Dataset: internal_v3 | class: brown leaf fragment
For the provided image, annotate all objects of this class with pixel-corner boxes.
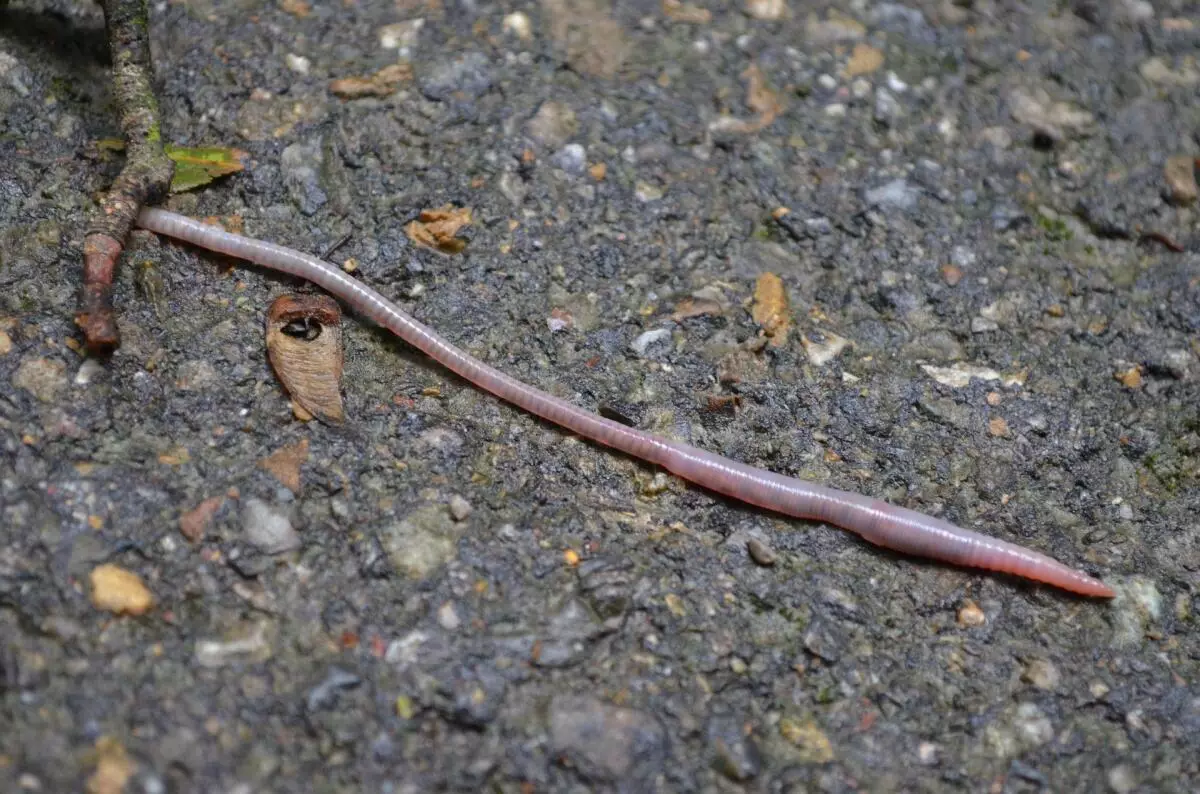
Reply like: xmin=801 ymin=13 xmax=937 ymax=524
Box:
xmin=329 ymin=62 xmax=413 ymax=98
xmin=709 ymin=63 xmax=785 ymax=135
xmin=266 ymin=294 xmax=345 ymax=424
xmin=751 ymin=272 xmax=791 ymax=346
xmin=405 ymin=205 xmax=473 ymax=254
xmin=180 ymin=495 xmax=225 ymax=542
xmin=1115 ymin=365 xmax=1143 ymax=390
xmin=259 ymin=438 xmax=310 ymax=494
xmin=671 ymin=296 xmax=724 ymax=321
xmin=663 ymin=0 xmax=711 ymax=23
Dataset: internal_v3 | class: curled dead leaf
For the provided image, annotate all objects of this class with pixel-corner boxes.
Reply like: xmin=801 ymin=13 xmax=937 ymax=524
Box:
xmin=751 ymin=273 xmax=791 ymax=346
xmin=329 ymin=62 xmax=413 ymax=98
xmin=405 ymin=205 xmax=473 ymax=254
xmin=266 ymin=294 xmax=345 ymax=423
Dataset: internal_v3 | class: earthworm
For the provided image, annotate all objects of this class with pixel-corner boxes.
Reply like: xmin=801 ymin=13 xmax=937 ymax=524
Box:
xmin=135 ymin=207 xmax=1115 ymax=598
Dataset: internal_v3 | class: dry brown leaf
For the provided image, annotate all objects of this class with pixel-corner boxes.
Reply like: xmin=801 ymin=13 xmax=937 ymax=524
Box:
xmin=259 ymin=438 xmax=310 ymax=494
xmin=405 ymin=205 xmax=473 ymax=254
xmin=713 ymin=63 xmax=785 ymax=135
xmin=180 ymin=495 xmax=225 ymax=542
xmin=751 ymin=273 xmax=791 ymax=346
xmin=1116 ymin=365 xmax=1143 ymax=389
xmin=329 ymin=62 xmax=413 ymax=98
xmin=266 ymin=294 xmax=345 ymax=424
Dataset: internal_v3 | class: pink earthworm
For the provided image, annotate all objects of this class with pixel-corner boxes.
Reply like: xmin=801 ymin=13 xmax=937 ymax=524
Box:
xmin=135 ymin=207 xmax=1115 ymax=598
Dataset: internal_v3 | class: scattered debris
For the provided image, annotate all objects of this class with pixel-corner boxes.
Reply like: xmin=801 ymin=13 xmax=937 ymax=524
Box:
xmin=710 ymin=63 xmax=785 ymax=135
xmin=266 ymin=294 xmax=345 ymax=424
xmin=179 ymin=495 xmax=225 ymax=542
xmin=747 ymin=537 xmax=777 ymax=566
xmin=631 ymin=328 xmax=672 ymax=356
xmin=844 ymin=42 xmax=883 ymax=77
xmin=744 ymin=0 xmax=786 ymax=21
xmin=86 ymin=737 xmax=135 ymax=794
xmin=1008 ymin=86 xmax=1094 ymax=144
xmin=90 ymin=564 xmax=154 ymax=616
xmin=801 ymin=330 xmax=849 ymax=365
xmin=671 ymin=296 xmax=724 ymax=321
xmin=241 ymin=498 xmax=301 ymax=554
xmin=1163 ymin=156 xmax=1198 ymax=205
xmin=778 ymin=717 xmax=835 ymax=763
xmin=258 ymin=439 xmax=310 ymax=494
xmin=663 ymin=0 xmax=711 ymax=24
xmin=405 ymin=205 xmax=472 ymax=254
xmin=957 ymin=599 xmax=986 ymax=627
xmin=921 ymin=363 xmax=1008 ymax=389
xmin=329 ymin=62 xmax=413 ymax=98
xmin=1115 ymin=364 xmax=1143 ymax=390
xmin=751 ymin=273 xmax=791 ymax=346
xmin=99 ymin=139 xmax=248 ymax=193
xmin=12 ymin=357 xmax=67 ymax=403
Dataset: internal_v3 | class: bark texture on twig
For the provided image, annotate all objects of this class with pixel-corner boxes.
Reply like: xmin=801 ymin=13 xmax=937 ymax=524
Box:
xmin=77 ymin=0 xmax=174 ymax=353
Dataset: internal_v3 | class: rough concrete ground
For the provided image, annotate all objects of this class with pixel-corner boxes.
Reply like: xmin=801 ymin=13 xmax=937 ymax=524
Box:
xmin=2 ymin=0 xmax=1199 ymax=791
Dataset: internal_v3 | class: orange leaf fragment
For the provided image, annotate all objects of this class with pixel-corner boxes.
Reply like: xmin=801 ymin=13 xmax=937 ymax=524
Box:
xmin=405 ymin=205 xmax=473 ymax=254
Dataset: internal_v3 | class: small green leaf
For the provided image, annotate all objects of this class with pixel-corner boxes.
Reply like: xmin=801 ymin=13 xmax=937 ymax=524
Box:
xmin=92 ymin=140 xmax=248 ymax=193
xmin=164 ymin=144 xmax=248 ymax=193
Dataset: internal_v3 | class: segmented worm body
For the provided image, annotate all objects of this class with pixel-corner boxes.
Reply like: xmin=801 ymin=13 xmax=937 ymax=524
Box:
xmin=136 ymin=207 xmax=1115 ymax=598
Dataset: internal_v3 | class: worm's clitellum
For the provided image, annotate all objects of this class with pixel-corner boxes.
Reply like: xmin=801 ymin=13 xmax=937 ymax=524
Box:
xmin=135 ymin=207 xmax=1116 ymax=598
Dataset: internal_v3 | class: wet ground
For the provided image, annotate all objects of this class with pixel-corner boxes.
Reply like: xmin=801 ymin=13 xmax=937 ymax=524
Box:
xmin=2 ymin=0 xmax=1199 ymax=791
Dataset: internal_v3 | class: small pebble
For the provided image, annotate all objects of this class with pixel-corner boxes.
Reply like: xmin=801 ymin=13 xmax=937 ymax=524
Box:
xmin=635 ymin=181 xmax=664 ymax=202
xmin=241 ymin=498 xmax=301 ymax=554
xmin=746 ymin=537 xmax=776 ymax=566
xmin=551 ymin=143 xmax=587 ymax=174
xmin=1108 ymin=764 xmax=1138 ymax=794
xmin=1163 ymin=155 xmax=1198 ymax=205
xmin=448 ymin=495 xmax=473 ymax=521
xmin=378 ymin=19 xmax=424 ymax=53
xmin=194 ymin=623 xmax=272 ymax=668
xmin=285 ymin=53 xmax=310 ymax=74
xmin=864 ymin=178 xmax=919 ymax=210
xmin=502 ymin=11 xmax=532 ymax=40
xmin=1021 ymin=658 xmax=1060 ymax=691
xmin=90 ymin=564 xmax=154 ymax=615
xmin=957 ymin=599 xmax=986 ymax=627
xmin=13 ymin=357 xmax=67 ymax=403
xmin=631 ymin=328 xmax=671 ymax=356
xmin=437 ymin=601 xmax=462 ymax=630
xmin=744 ymin=0 xmax=786 ymax=21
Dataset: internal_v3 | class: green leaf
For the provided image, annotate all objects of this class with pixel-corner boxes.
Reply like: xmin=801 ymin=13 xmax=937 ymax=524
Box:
xmin=93 ymin=140 xmax=248 ymax=193
xmin=164 ymin=144 xmax=248 ymax=193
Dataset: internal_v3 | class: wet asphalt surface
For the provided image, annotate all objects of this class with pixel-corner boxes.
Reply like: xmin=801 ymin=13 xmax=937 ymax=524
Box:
xmin=2 ymin=0 xmax=1199 ymax=791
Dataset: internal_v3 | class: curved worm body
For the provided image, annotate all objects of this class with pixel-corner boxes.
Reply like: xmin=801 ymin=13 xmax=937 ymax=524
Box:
xmin=135 ymin=208 xmax=1115 ymax=598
